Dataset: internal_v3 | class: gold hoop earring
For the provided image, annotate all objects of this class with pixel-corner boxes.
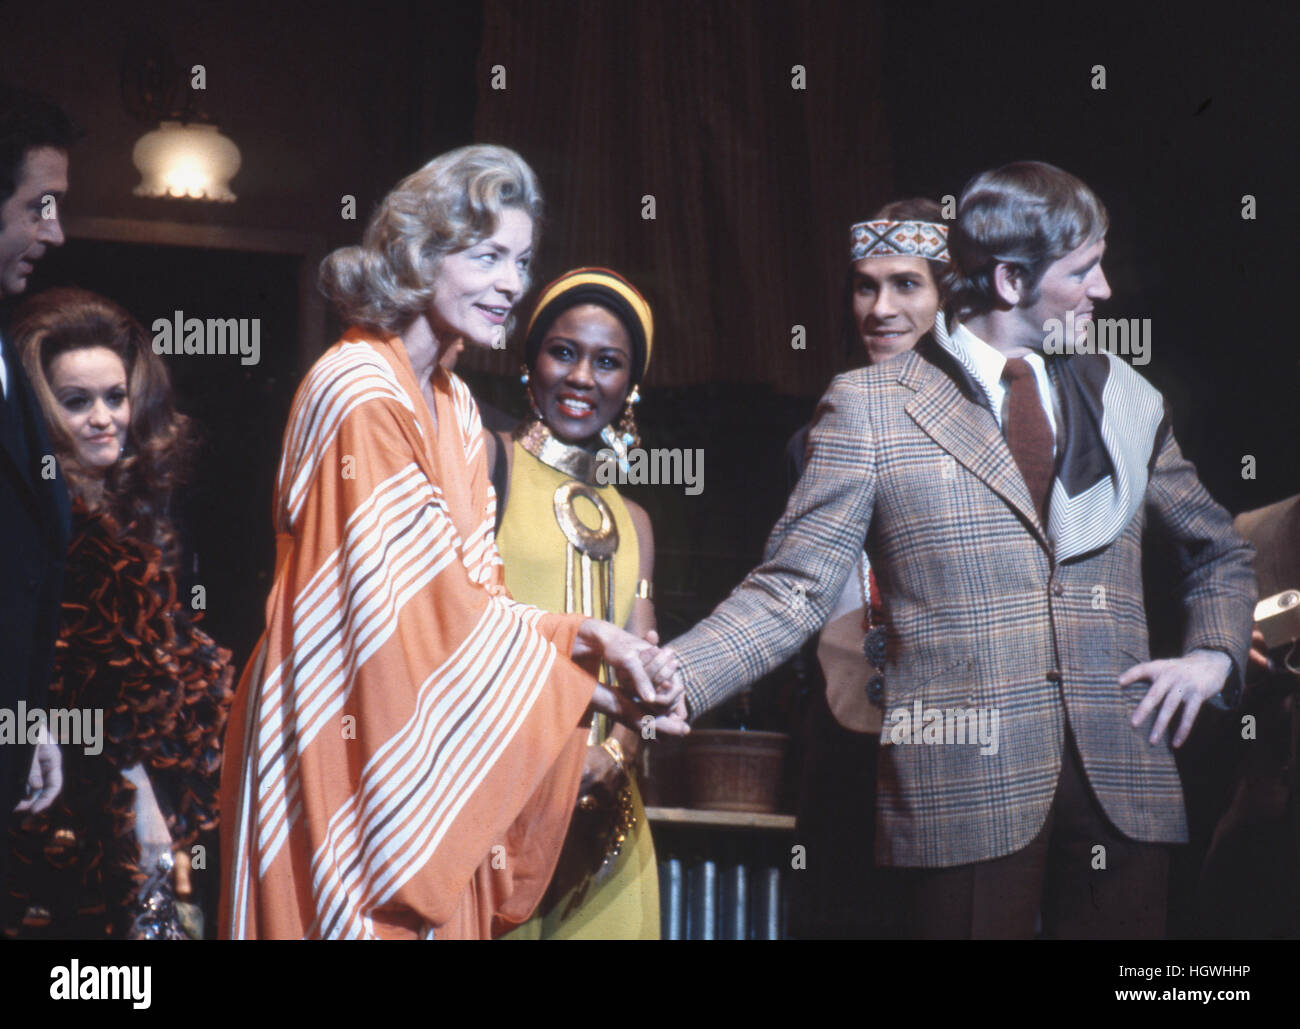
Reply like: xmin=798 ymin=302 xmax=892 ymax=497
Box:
xmin=600 ymin=385 xmax=641 ymax=461
xmin=617 ymin=385 xmax=641 ymax=450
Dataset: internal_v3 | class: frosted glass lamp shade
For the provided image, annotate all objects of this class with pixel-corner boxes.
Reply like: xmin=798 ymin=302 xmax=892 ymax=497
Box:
xmin=132 ymin=121 xmax=241 ymax=202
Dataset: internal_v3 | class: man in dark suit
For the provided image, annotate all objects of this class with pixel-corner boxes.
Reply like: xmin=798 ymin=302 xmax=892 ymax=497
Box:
xmin=0 ymin=84 xmax=76 ymax=884
xmin=663 ymin=162 xmax=1256 ymax=937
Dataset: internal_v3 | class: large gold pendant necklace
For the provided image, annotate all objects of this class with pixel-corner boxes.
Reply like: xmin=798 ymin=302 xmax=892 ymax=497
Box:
xmin=516 ymin=416 xmax=621 ymax=718
xmin=516 ymin=419 xmax=637 ymax=886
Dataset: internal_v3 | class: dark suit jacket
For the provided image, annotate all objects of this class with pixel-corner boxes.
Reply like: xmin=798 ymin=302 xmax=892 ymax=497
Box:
xmin=672 ymin=338 xmax=1255 ymax=867
xmin=0 ymin=332 xmax=70 ymax=824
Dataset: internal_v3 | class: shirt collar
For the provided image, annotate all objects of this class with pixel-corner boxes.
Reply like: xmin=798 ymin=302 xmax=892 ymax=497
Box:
xmin=951 ymin=317 xmax=1048 ymax=384
xmin=950 ymin=322 xmax=1007 ymax=398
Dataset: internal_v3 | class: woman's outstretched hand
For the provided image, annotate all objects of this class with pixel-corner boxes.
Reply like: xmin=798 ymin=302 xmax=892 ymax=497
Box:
xmin=575 ymin=620 xmax=690 ymax=736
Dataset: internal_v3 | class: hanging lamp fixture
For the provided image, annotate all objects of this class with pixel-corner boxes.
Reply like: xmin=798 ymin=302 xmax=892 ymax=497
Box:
xmin=121 ymin=38 xmax=242 ymax=203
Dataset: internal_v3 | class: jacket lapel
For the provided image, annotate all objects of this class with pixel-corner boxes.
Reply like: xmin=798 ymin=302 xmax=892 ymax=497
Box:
xmin=0 ymin=337 xmax=70 ymax=548
xmin=899 ymin=347 xmax=1051 ymax=552
xmin=0 ymin=410 xmax=31 ymax=493
xmin=0 ymin=340 xmax=38 ymax=501
xmin=28 ymin=390 xmax=71 ymax=549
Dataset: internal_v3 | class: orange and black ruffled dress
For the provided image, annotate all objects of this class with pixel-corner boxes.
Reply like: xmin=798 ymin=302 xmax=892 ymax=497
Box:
xmin=3 ymin=499 xmax=234 ymax=939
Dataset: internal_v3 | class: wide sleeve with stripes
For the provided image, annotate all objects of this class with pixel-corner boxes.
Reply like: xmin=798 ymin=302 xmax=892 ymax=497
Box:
xmin=220 ymin=373 xmax=592 ymax=940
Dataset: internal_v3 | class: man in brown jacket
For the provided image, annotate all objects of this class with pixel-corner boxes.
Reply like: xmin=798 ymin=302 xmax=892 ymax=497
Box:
xmin=665 ymin=162 xmax=1256 ymax=937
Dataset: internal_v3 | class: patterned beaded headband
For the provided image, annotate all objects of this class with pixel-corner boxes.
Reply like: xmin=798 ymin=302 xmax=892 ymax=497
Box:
xmin=849 ymin=219 xmax=950 ymax=262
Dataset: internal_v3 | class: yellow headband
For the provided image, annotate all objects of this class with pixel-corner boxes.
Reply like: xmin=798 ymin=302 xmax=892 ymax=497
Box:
xmin=526 ymin=267 xmax=654 ymax=375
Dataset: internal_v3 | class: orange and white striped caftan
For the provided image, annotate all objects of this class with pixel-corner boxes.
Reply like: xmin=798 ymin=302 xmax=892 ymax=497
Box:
xmin=219 ymin=329 xmax=593 ymax=939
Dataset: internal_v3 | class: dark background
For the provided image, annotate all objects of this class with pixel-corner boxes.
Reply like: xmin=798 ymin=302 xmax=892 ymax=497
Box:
xmin=6 ymin=0 xmax=1297 ymax=936
xmin=8 ymin=1 xmax=1296 ymax=668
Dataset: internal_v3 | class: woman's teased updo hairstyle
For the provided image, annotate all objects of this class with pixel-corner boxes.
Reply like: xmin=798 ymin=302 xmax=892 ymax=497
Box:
xmin=319 ymin=144 xmax=544 ymax=336
xmin=945 ymin=160 xmax=1108 ymax=320
xmin=14 ymin=287 xmax=195 ymax=567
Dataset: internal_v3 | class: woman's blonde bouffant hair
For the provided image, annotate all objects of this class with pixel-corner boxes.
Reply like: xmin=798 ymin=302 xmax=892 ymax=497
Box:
xmin=319 ymin=144 xmax=543 ymax=336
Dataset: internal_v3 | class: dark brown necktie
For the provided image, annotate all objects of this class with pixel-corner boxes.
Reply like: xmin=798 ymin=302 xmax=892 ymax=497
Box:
xmin=1001 ymin=357 xmax=1053 ymax=523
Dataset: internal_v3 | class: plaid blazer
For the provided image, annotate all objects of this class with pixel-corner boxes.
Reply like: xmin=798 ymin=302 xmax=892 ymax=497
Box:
xmin=673 ymin=339 xmax=1256 ymax=867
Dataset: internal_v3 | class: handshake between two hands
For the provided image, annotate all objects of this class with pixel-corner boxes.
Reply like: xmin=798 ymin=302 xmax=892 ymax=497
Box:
xmin=573 ymin=620 xmax=690 ymax=737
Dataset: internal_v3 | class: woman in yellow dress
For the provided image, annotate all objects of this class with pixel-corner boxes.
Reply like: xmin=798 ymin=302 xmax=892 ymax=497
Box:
xmin=495 ymin=268 xmax=660 ymax=938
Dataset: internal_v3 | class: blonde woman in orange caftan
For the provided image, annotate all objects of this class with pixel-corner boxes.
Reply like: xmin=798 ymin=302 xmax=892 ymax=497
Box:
xmin=219 ymin=147 xmax=687 ymax=940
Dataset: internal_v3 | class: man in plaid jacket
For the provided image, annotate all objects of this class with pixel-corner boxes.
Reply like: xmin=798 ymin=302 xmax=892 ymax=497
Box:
xmin=666 ymin=162 xmax=1256 ymax=937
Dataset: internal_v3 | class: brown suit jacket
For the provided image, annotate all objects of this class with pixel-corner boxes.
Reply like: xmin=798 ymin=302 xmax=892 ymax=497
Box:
xmin=672 ymin=339 xmax=1255 ymax=867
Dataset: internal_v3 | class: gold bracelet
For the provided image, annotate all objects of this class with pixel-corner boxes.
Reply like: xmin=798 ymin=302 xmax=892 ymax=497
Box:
xmin=635 ymin=578 xmax=653 ymax=600
xmin=601 ymin=735 xmax=627 ymax=774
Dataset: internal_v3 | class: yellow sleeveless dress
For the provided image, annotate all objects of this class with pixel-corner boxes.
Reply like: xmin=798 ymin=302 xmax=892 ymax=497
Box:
xmin=496 ymin=440 xmax=661 ymax=939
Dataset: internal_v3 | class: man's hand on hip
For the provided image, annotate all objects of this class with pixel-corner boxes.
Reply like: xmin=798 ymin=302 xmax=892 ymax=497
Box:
xmin=1121 ymin=649 xmax=1233 ymax=748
